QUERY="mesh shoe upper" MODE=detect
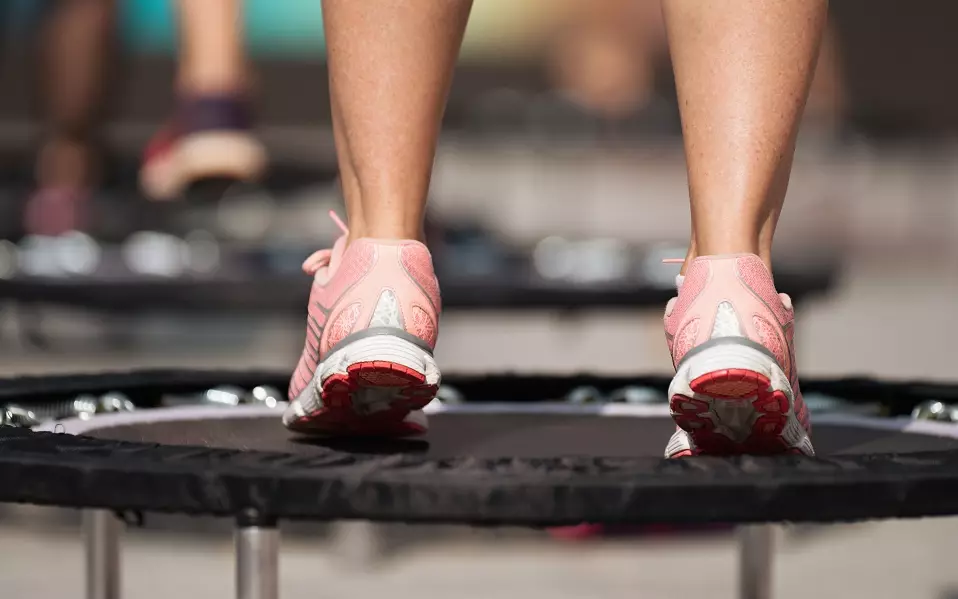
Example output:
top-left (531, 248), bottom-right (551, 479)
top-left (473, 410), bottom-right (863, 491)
top-left (288, 233), bottom-right (441, 401)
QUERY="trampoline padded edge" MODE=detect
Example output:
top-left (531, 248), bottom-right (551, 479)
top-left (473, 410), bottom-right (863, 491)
top-left (2, 428), bottom-right (958, 525)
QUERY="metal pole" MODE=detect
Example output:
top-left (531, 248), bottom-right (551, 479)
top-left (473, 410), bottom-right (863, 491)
top-left (83, 509), bottom-right (121, 599)
top-left (739, 525), bottom-right (776, 599)
top-left (330, 521), bottom-right (385, 570)
top-left (235, 510), bottom-right (279, 599)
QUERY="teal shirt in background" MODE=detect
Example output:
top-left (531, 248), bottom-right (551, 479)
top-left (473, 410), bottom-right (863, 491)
top-left (5, 0), bottom-right (548, 62)
top-left (4, 0), bottom-right (326, 57)
top-left (123, 0), bottom-right (326, 56)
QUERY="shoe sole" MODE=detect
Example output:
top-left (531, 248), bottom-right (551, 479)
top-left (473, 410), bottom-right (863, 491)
top-left (668, 342), bottom-right (814, 456)
top-left (285, 334), bottom-right (440, 437)
top-left (141, 132), bottom-right (267, 201)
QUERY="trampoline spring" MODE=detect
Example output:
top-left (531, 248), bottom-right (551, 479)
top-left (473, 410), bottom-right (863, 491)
top-left (1, 400), bottom-right (89, 426)
top-left (116, 510), bottom-right (145, 528)
top-left (1, 392), bottom-right (136, 427)
top-left (606, 386), bottom-right (667, 404)
top-left (24, 397), bottom-right (96, 422)
top-left (1, 405), bottom-right (40, 427)
top-left (436, 384), bottom-right (465, 404)
top-left (912, 399), bottom-right (958, 422)
top-left (249, 386), bottom-right (284, 409)
top-left (566, 385), bottom-right (606, 404)
top-left (169, 385), bottom-right (287, 409)
top-left (564, 385), bottom-right (668, 405)
top-left (188, 385), bottom-right (285, 408)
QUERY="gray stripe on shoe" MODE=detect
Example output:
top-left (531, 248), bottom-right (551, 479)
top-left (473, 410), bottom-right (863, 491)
top-left (325, 326), bottom-right (434, 358)
top-left (675, 336), bottom-right (780, 371)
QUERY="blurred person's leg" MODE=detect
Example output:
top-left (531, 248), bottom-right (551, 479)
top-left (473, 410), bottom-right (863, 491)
top-left (176, 0), bottom-right (246, 95)
top-left (805, 24), bottom-right (845, 129)
top-left (26, 0), bottom-right (116, 235)
top-left (284, 0), bottom-right (471, 437)
top-left (662, 0), bottom-right (826, 458)
top-left (140, 0), bottom-right (265, 200)
top-left (548, 0), bottom-right (667, 121)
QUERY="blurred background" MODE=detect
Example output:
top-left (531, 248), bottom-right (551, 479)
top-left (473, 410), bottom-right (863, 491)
top-left (0, 1), bottom-right (956, 597)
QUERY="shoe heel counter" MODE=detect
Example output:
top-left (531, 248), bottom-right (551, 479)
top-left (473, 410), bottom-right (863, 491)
top-left (672, 255), bottom-right (789, 372)
top-left (365, 242), bottom-right (440, 349)
top-left (322, 241), bottom-right (440, 354)
top-left (667, 260), bottom-right (711, 365)
top-left (731, 256), bottom-right (791, 373)
top-left (398, 243), bottom-right (441, 313)
top-left (399, 243), bottom-right (441, 349)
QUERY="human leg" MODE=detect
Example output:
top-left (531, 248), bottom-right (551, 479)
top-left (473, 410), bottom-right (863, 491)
top-left (666, 0), bottom-right (827, 269)
top-left (176, 0), bottom-right (246, 94)
top-left (284, 0), bottom-right (472, 436)
top-left (26, 0), bottom-right (116, 235)
top-left (140, 0), bottom-right (265, 200)
top-left (662, 0), bottom-right (827, 456)
top-left (324, 0), bottom-right (472, 243)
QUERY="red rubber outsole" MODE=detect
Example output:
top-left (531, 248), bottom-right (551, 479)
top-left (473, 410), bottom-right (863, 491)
top-left (670, 368), bottom-right (799, 456)
top-left (288, 361), bottom-right (437, 438)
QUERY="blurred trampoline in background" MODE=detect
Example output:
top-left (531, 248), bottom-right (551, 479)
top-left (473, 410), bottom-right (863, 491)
top-left (2, 370), bottom-right (958, 599)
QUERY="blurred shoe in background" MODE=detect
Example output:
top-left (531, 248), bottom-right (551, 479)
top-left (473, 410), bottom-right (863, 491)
top-left (140, 95), bottom-right (267, 201)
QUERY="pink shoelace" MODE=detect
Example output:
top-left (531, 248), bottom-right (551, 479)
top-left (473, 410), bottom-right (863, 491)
top-left (302, 211), bottom-right (349, 276)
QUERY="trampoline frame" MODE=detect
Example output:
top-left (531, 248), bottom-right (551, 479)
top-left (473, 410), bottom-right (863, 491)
top-left (36, 401), bottom-right (958, 599)
top-left (235, 512), bottom-right (279, 599)
top-left (81, 511), bottom-right (777, 599)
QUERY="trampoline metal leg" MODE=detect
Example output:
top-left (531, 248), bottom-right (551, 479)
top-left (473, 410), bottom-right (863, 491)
top-left (83, 509), bottom-right (121, 599)
top-left (236, 522), bottom-right (279, 599)
top-left (331, 520), bottom-right (385, 569)
top-left (739, 525), bottom-right (776, 599)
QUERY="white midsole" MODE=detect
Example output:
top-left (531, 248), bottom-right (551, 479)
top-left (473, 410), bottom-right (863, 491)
top-left (667, 339), bottom-right (814, 456)
top-left (285, 333), bottom-right (440, 424)
top-left (318, 334), bottom-right (441, 387)
top-left (670, 342), bottom-right (793, 404)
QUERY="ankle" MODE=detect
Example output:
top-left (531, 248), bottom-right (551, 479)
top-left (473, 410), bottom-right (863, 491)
top-left (177, 72), bottom-right (248, 99)
top-left (348, 226), bottom-right (426, 245)
top-left (347, 212), bottom-right (425, 244)
top-left (36, 137), bottom-right (98, 189)
top-left (685, 238), bottom-right (772, 272)
top-left (173, 94), bottom-right (254, 135)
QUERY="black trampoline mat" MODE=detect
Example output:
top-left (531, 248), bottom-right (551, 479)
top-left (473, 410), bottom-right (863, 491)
top-left (8, 371), bottom-right (958, 525)
top-left (84, 412), bottom-right (958, 459)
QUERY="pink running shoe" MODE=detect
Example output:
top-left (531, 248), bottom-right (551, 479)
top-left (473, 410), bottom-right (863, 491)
top-left (284, 212), bottom-right (442, 437)
top-left (663, 254), bottom-right (814, 457)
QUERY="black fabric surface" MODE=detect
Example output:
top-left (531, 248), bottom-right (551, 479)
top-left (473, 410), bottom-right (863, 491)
top-left (2, 370), bottom-right (958, 525)
top-left (1, 418), bottom-right (958, 525)
top-left (0, 260), bottom-right (835, 313)
top-left (87, 413), bottom-right (958, 458)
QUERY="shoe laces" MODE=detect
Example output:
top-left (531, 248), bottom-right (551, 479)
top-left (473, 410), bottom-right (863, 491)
top-left (302, 211), bottom-right (349, 276)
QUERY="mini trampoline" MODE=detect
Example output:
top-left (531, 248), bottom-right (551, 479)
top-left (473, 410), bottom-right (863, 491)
top-left (2, 370), bottom-right (958, 599)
